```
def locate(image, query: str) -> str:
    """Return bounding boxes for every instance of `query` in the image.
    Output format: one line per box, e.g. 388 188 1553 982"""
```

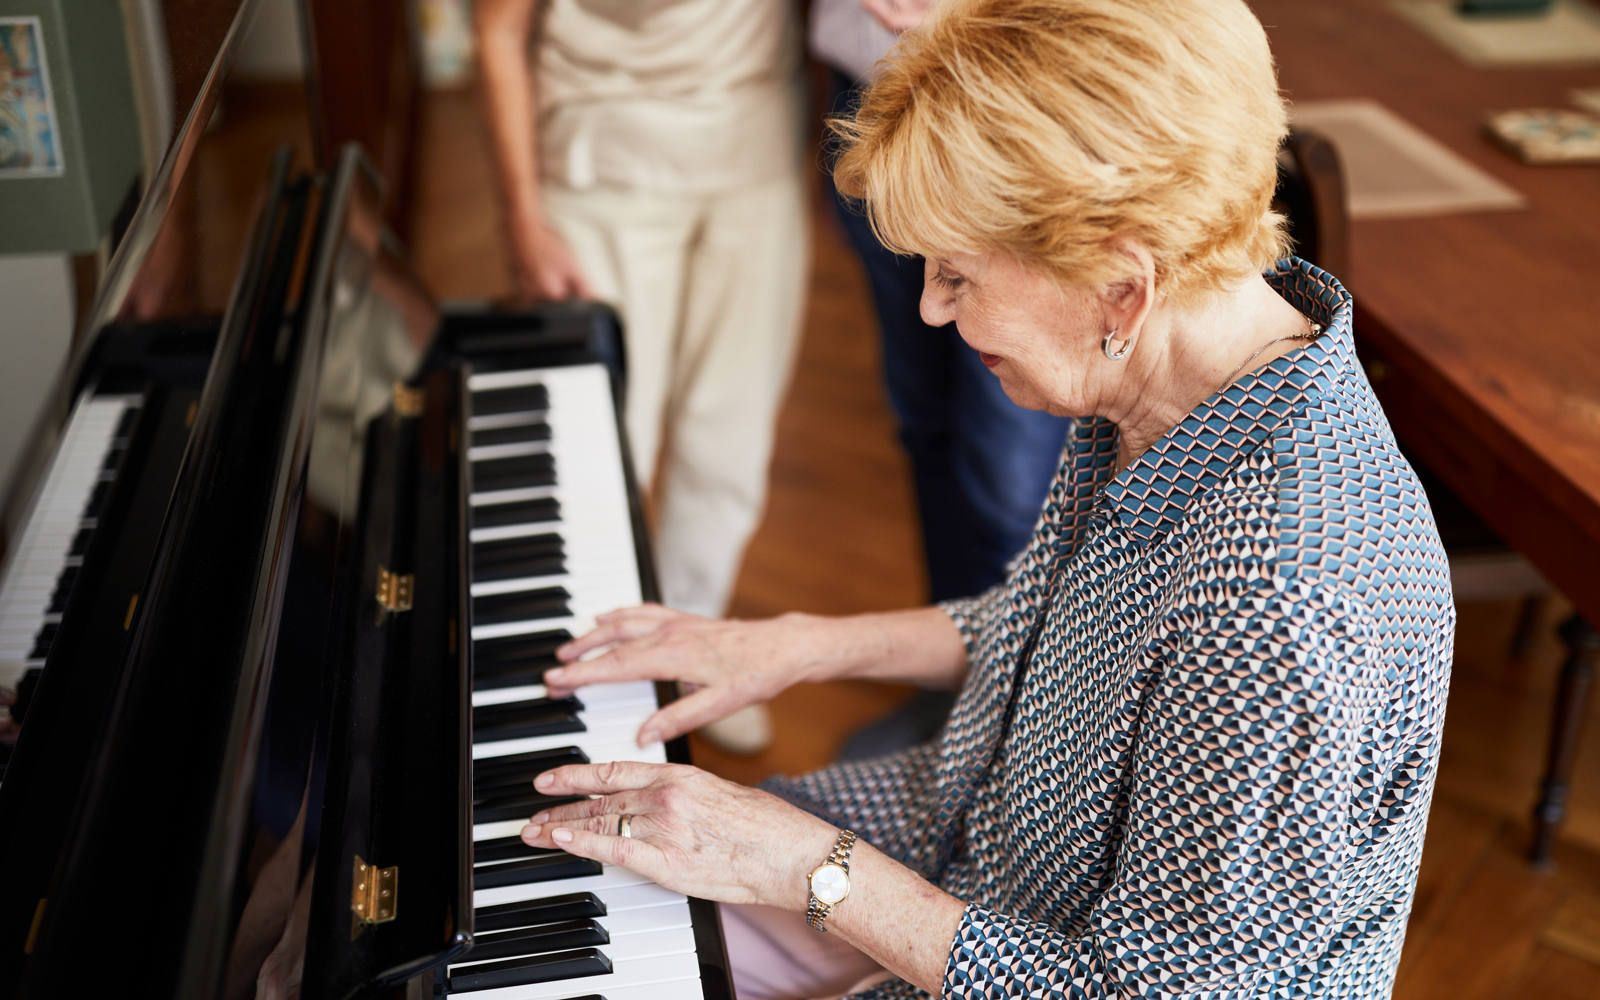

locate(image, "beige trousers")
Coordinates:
543 175 808 617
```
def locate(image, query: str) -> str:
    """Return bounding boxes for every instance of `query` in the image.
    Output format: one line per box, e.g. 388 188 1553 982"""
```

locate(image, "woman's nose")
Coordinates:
920 279 954 328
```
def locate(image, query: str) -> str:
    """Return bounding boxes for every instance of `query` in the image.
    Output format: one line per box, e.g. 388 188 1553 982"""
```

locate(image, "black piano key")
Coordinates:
474 793 586 826
473 453 557 493
473 554 567 586
472 665 562 691
464 919 609 964
102 446 126 471
53 565 80 596
474 532 564 564
473 587 572 627
29 622 60 660
68 527 94 557
473 852 602 891
84 481 111 519
446 948 611 994
472 421 553 449
11 668 43 723
472 746 589 788
473 891 606 933
112 406 140 440
473 383 550 417
473 696 585 744
474 836 564 864
472 496 562 529
474 746 589 795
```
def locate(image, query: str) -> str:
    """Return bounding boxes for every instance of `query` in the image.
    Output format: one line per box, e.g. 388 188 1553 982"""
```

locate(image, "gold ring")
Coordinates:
618 814 633 839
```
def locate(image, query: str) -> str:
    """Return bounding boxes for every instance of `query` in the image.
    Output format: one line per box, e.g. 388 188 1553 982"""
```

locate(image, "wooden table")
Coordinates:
1252 0 1600 862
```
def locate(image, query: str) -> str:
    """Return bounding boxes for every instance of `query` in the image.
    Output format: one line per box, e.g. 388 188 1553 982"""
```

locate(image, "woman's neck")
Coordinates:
1104 275 1314 469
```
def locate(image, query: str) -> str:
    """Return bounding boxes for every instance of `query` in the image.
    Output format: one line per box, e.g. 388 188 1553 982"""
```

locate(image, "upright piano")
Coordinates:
0 5 734 999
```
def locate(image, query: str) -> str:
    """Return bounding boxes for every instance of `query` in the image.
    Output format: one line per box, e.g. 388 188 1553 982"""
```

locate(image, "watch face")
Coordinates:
811 863 850 905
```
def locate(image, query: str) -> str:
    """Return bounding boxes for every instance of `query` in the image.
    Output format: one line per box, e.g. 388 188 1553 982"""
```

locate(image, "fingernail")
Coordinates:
530 811 550 824
555 646 573 660
637 729 658 747
535 773 554 789
552 828 573 844
546 668 567 681
522 823 542 841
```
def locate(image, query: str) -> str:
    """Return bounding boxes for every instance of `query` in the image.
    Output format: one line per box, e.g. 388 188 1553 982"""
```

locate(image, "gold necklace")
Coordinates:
1217 318 1323 394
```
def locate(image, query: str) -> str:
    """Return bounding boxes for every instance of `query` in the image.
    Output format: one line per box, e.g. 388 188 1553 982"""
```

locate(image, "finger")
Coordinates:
521 809 651 849
533 759 677 797
544 642 691 696
553 621 647 665
635 687 739 747
524 789 648 827
546 822 658 875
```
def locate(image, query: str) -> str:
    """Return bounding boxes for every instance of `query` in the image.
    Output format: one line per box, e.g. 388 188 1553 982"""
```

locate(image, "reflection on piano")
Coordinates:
0 5 734 998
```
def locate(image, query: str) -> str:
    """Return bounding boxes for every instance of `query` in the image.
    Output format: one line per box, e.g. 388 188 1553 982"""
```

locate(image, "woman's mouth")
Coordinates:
979 352 1001 369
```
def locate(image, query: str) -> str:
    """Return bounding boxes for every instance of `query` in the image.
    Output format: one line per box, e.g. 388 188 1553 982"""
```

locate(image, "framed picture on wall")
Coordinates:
0 16 63 177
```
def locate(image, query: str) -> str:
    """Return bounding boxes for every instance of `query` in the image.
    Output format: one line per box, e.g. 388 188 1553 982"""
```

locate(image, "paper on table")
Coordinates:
1573 88 1600 115
1393 0 1600 66
1290 99 1527 218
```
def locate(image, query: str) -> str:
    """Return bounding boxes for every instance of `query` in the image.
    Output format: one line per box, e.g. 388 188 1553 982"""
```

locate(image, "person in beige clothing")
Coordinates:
475 0 810 753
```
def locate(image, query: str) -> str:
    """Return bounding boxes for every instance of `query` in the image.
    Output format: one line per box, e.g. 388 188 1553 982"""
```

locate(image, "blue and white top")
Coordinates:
767 259 1456 999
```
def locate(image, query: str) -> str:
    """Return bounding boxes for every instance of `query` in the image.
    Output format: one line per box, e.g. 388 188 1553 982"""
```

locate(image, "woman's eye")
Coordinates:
932 271 963 291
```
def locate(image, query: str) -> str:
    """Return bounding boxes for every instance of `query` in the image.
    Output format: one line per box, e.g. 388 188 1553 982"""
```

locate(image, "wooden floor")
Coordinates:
410 87 1600 999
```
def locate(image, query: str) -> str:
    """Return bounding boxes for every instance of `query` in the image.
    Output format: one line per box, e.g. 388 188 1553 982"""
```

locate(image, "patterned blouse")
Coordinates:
766 260 1455 1000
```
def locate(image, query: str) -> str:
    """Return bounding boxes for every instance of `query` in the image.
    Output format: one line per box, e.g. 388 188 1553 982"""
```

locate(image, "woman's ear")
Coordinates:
1100 239 1157 346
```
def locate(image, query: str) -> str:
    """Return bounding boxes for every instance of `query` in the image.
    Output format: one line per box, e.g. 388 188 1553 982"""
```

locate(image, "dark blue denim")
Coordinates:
825 73 1073 604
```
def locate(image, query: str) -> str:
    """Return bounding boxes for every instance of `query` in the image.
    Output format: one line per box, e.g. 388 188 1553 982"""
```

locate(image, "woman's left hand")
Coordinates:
518 761 837 909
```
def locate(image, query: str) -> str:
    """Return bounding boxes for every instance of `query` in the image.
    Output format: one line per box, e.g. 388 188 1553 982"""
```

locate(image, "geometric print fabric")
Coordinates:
765 259 1456 999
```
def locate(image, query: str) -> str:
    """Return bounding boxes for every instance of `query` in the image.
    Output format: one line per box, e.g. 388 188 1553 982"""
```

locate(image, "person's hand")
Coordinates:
862 0 935 32
519 760 837 908
0 687 20 743
547 604 836 746
508 214 594 302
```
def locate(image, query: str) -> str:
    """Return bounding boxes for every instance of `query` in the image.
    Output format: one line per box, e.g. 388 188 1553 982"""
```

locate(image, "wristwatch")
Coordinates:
805 828 857 933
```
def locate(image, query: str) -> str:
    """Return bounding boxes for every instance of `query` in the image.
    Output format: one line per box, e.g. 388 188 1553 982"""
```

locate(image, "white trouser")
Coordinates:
543 174 808 617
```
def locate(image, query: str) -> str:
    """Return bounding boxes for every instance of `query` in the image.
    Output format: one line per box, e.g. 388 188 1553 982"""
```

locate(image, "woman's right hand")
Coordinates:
546 604 842 747
509 216 593 302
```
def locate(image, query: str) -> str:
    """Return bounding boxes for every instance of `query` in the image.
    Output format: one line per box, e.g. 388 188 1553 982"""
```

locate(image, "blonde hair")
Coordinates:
832 0 1291 305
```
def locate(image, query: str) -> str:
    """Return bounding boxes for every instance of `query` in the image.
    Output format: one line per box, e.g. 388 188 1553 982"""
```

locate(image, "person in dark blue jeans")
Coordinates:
826 73 1073 759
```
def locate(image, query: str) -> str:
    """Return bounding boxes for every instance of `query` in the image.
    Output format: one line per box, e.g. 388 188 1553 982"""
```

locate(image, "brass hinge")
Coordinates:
393 382 425 417
351 855 398 933
376 567 414 613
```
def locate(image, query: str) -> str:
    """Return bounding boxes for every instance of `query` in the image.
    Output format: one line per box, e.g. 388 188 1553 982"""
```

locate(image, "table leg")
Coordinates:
1531 615 1600 865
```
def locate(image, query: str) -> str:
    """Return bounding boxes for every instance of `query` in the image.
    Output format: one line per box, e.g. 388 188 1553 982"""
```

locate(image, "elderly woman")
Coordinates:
515 0 1455 997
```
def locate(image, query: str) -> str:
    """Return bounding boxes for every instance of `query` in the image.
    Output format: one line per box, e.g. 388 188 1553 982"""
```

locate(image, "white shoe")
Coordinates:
698 704 773 756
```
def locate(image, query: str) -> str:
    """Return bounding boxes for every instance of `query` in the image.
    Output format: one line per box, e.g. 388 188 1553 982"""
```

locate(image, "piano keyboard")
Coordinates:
449 364 706 1000
0 394 140 700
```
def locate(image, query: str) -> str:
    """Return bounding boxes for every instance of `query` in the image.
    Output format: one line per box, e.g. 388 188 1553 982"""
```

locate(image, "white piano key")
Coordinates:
470 440 552 462
473 680 661 710
471 571 568 597
474 864 655 908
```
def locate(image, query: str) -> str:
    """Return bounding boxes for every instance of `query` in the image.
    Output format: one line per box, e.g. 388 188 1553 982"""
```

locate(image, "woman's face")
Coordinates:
919 251 1105 417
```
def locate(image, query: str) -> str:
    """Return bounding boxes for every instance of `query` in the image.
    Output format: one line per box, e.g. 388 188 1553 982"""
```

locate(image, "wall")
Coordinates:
0 255 74 501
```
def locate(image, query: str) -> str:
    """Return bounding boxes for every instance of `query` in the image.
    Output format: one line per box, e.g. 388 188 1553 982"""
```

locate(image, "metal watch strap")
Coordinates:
806 828 857 932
